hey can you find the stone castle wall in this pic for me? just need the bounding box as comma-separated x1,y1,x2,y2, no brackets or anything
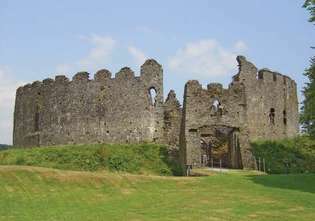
179,78,248,168
13,55,299,171
179,56,299,170
13,59,166,147
232,56,299,141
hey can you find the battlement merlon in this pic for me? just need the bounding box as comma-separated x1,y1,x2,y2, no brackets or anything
207,83,223,93
140,59,163,84
15,58,163,93
94,69,112,81
55,75,69,83
185,80,202,92
115,67,135,80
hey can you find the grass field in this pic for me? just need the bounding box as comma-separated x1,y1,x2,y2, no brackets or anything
0,166,315,221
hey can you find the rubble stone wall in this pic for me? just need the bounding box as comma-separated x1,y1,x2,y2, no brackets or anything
179,56,299,169
13,60,165,147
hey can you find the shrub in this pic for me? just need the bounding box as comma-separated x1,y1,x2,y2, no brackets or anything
0,143,179,176
251,136,315,174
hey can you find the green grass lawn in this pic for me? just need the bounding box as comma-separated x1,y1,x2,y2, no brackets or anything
0,166,314,221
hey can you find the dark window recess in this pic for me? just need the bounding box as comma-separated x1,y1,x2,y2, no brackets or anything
273,73,277,81
189,129,197,133
283,110,287,125
269,108,275,125
148,87,157,106
258,72,264,80
34,111,40,132
201,134,211,137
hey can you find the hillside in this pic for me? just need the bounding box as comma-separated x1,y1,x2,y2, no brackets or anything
0,166,314,221
0,144,181,175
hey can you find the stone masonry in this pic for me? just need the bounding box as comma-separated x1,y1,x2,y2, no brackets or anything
13,60,169,146
13,56,299,171
179,56,299,170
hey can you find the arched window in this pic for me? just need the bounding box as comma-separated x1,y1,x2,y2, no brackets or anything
269,108,275,125
212,99,220,112
148,87,157,106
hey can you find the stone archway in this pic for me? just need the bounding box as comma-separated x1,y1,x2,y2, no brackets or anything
198,125,242,169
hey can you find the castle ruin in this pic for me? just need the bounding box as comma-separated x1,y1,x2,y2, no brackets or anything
13,56,299,171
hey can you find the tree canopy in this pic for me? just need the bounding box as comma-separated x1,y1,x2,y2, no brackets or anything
300,1,315,137
304,0,315,22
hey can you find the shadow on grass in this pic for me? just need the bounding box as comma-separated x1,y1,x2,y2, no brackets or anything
159,146,183,176
248,174,315,194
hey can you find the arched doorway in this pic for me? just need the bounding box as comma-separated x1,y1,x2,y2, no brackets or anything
199,126,242,169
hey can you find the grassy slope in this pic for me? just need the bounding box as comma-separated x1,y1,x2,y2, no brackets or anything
0,144,181,175
0,166,315,221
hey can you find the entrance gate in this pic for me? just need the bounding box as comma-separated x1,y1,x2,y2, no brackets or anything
199,126,242,169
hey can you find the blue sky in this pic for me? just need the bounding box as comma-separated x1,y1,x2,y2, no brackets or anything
0,0,314,144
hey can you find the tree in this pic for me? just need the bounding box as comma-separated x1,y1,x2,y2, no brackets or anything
300,0,315,137
303,0,315,22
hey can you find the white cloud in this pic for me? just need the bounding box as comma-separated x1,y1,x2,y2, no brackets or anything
0,67,24,144
234,40,248,52
78,34,116,70
128,46,147,66
168,39,248,79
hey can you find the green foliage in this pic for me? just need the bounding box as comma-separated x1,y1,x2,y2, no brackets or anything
301,57,315,137
251,136,315,174
301,1,315,137
304,0,315,23
0,143,180,176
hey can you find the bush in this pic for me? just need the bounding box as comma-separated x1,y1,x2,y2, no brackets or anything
251,136,315,174
0,143,179,176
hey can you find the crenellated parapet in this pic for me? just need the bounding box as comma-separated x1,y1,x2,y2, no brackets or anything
233,56,296,87
17,59,163,96
13,59,164,147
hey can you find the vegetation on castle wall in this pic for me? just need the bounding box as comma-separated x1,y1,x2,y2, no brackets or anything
251,136,315,174
0,143,182,176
